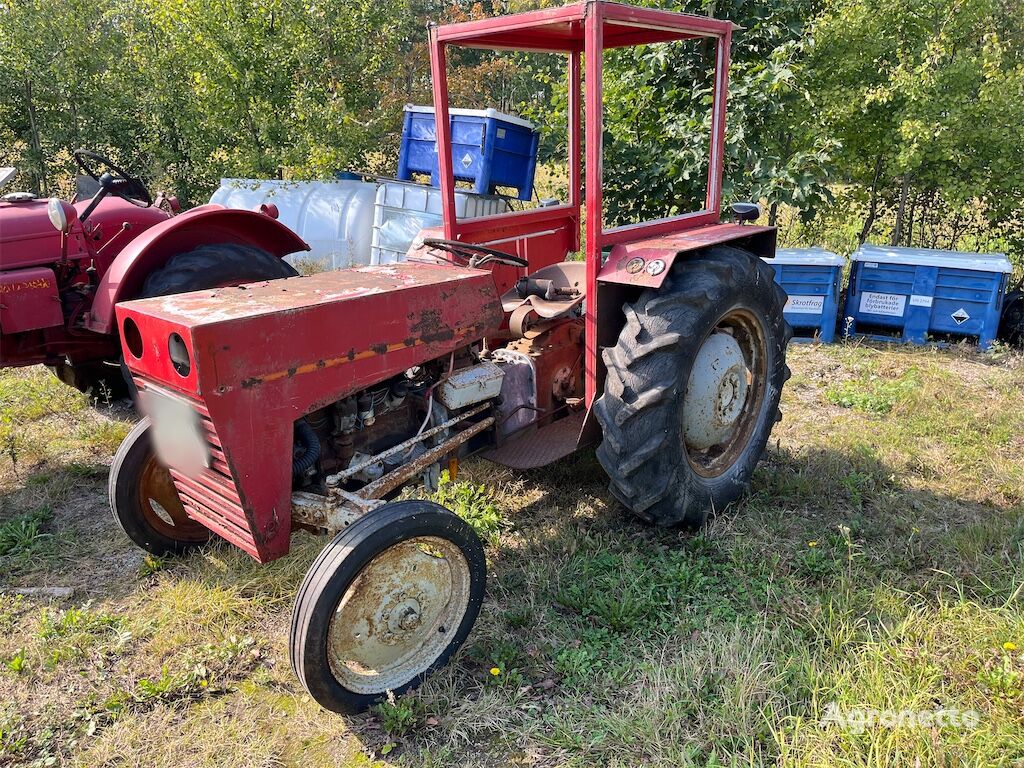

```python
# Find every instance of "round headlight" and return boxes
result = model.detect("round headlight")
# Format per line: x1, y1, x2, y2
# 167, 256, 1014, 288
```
47, 197, 68, 232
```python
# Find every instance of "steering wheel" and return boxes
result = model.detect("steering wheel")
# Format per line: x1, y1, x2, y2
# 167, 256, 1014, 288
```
422, 238, 529, 269
73, 149, 152, 207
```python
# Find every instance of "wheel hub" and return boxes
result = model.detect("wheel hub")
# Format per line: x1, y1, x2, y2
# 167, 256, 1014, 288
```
327, 537, 471, 694
381, 592, 426, 640
683, 331, 750, 451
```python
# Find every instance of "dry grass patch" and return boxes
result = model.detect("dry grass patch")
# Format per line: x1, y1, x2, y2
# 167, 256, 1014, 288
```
1, 344, 1023, 767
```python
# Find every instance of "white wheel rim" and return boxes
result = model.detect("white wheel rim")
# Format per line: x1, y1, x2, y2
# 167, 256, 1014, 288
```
683, 330, 751, 451
679, 308, 768, 478
327, 536, 472, 694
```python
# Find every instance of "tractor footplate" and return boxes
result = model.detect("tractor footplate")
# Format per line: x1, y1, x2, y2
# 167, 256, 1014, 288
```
480, 410, 585, 470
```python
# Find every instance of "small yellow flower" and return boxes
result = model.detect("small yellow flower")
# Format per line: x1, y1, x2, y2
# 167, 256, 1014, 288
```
1003, 642, 1017, 651
807, 540, 818, 548
489, 667, 501, 676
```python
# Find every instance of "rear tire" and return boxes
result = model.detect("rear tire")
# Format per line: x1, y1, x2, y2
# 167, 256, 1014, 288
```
999, 290, 1023, 347
594, 245, 792, 527
109, 417, 212, 555
140, 242, 298, 298
290, 500, 486, 714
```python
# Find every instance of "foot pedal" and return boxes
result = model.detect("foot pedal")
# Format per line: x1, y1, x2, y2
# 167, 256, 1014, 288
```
480, 411, 586, 470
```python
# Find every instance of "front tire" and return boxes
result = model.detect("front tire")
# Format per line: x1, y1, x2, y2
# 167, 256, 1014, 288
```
290, 500, 486, 714
109, 418, 212, 555
594, 245, 792, 527
50, 360, 130, 400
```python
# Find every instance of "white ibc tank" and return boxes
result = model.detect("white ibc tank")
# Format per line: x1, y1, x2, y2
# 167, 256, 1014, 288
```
370, 181, 508, 265
210, 179, 377, 270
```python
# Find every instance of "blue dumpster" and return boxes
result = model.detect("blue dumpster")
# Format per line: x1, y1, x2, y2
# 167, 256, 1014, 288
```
844, 245, 1013, 349
763, 248, 845, 343
397, 105, 539, 201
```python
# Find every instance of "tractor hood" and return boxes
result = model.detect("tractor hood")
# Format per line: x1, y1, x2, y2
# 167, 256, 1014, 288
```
0, 198, 67, 269
115, 261, 503, 561
0, 195, 168, 270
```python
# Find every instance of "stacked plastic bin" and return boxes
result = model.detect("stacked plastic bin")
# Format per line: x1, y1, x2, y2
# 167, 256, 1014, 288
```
397, 105, 539, 201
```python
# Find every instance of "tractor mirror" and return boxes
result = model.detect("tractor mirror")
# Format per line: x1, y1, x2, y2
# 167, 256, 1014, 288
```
731, 202, 761, 223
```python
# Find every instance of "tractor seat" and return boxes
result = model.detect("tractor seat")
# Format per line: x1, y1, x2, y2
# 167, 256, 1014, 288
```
500, 261, 586, 337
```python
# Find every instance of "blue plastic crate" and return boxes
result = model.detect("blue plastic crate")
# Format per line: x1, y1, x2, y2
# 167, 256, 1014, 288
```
762, 248, 845, 343
397, 105, 539, 201
844, 245, 1013, 349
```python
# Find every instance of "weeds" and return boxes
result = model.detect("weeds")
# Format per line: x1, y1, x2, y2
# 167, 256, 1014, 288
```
431, 471, 506, 542
825, 367, 920, 413
1, 346, 1023, 766
4, 648, 27, 674
0, 508, 54, 562
38, 601, 131, 665
373, 692, 422, 736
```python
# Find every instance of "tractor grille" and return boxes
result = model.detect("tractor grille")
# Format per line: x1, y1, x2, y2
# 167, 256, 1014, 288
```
136, 380, 262, 559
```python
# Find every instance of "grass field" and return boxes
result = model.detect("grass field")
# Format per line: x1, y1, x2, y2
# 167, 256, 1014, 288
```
1, 342, 1023, 767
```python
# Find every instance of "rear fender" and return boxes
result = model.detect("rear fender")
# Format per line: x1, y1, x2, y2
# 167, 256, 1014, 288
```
86, 205, 309, 334
586, 223, 778, 436
597, 223, 777, 290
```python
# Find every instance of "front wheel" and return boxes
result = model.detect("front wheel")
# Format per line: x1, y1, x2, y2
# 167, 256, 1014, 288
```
50, 360, 130, 400
109, 417, 212, 555
594, 245, 792, 527
290, 500, 486, 714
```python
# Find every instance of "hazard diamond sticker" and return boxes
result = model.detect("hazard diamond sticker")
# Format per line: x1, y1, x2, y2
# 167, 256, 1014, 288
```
951, 307, 971, 325
460, 152, 474, 169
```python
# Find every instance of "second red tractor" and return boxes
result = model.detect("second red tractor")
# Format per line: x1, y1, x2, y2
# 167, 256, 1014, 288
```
0, 151, 306, 395
110, 1, 791, 714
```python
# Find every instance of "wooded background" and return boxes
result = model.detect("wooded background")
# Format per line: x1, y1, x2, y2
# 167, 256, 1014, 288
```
1, 0, 1022, 263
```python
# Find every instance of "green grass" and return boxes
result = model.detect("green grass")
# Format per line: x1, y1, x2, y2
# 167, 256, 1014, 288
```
0, 346, 1022, 767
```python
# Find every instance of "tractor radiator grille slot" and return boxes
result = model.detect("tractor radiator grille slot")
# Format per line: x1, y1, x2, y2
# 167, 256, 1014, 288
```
134, 380, 262, 560
172, 408, 262, 559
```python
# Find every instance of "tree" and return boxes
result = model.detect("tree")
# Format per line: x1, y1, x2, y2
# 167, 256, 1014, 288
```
807, 0, 1024, 258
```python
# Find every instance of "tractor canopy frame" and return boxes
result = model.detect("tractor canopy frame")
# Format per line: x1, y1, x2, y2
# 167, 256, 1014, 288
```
429, 1, 753, 407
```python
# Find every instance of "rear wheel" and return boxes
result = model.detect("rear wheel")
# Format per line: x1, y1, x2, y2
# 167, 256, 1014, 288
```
594, 245, 792, 527
290, 500, 486, 714
109, 417, 212, 555
139, 242, 298, 298
999, 290, 1023, 347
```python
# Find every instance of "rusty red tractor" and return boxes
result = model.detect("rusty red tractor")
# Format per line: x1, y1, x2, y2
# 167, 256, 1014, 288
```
111, 1, 792, 714
0, 152, 305, 395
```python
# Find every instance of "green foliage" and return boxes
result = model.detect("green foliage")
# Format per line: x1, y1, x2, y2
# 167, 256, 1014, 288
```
807, 0, 1024, 257
554, 536, 758, 638
4, 648, 27, 675
372, 693, 423, 736
138, 554, 168, 578
38, 601, 131, 665
431, 471, 506, 543
825, 368, 921, 414
1, 0, 1021, 266
0, 508, 53, 562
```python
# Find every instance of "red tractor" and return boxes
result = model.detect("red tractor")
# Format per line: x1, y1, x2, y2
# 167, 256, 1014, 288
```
111, 1, 791, 713
0, 151, 305, 395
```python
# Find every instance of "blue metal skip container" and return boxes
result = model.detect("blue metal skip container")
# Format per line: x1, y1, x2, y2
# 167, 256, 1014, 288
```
762, 248, 845, 343
397, 105, 539, 201
844, 245, 1013, 349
